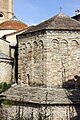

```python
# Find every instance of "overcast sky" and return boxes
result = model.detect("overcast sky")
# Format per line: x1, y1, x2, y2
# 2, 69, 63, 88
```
14, 0, 80, 25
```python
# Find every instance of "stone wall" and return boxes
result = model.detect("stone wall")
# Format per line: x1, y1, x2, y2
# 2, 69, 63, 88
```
18, 31, 47, 86
46, 30, 80, 88
1, 84, 80, 120
1, 102, 79, 120
18, 30, 80, 88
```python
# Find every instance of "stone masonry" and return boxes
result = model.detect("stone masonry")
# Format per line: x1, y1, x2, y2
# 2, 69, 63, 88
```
2, 13, 80, 120
18, 30, 80, 88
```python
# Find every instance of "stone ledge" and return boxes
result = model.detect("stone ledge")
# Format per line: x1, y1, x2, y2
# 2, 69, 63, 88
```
1, 85, 80, 105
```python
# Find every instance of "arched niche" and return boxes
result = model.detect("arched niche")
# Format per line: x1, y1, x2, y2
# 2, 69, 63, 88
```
71, 40, 79, 59
39, 40, 44, 48
38, 40, 44, 84
71, 40, 79, 49
59, 40, 68, 85
26, 42, 32, 61
52, 39, 59, 49
60, 39, 68, 54
27, 42, 32, 51
61, 39, 68, 48
20, 43, 26, 57
70, 40, 79, 78
33, 41, 38, 48
33, 41, 38, 63
38, 40, 44, 56
61, 39, 68, 46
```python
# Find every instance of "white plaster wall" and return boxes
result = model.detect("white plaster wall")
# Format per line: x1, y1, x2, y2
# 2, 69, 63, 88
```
0, 61, 12, 84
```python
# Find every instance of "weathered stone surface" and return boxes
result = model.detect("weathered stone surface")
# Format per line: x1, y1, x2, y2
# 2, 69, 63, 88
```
1, 86, 80, 120
18, 30, 80, 88
2, 85, 80, 104
15, 13, 80, 120
2, 104, 79, 120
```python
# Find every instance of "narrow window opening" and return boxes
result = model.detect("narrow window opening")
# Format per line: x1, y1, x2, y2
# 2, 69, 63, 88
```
27, 74, 30, 85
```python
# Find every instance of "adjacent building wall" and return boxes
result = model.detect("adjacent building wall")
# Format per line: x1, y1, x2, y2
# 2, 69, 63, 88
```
0, 60, 13, 83
0, 39, 10, 57
0, 38, 13, 84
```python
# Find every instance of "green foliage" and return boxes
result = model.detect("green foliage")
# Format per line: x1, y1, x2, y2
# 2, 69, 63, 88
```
2, 100, 14, 106
0, 82, 11, 93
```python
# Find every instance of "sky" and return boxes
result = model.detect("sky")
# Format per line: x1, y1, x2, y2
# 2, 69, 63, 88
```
14, 0, 80, 26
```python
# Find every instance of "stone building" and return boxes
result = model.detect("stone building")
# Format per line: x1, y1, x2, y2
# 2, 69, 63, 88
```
4, 13, 79, 119
1, 0, 80, 119
17, 13, 80, 88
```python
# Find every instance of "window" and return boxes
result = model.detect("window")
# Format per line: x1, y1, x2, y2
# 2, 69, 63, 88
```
0, 12, 4, 18
27, 74, 30, 85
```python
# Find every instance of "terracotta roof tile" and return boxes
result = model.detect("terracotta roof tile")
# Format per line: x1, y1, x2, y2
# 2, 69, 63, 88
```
0, 20, 28, 31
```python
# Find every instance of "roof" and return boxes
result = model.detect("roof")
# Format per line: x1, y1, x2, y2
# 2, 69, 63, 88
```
10, 15, 18, 21
5, 26, 34, 36
2, 85, 80, 104
22, 13, 80, 34
0, 20, 28, 31
72, 14, 80, 22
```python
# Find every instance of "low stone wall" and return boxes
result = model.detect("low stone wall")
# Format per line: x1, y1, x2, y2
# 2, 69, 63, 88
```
1, 85, 80, 120
1, 102, 79, 120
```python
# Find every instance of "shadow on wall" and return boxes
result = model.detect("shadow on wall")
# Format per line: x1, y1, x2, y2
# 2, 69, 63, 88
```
63, 75, 80, 120
63, 75, 80, 89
